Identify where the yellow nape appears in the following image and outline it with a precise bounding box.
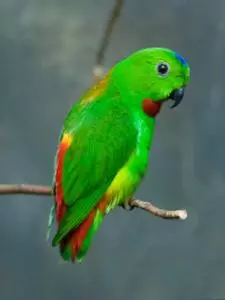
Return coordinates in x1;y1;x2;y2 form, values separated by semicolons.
80;69;112;105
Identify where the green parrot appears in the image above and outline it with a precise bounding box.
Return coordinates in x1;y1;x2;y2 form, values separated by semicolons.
49;47;190;263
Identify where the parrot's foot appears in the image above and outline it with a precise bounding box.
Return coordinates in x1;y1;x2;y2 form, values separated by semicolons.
121;197;135;211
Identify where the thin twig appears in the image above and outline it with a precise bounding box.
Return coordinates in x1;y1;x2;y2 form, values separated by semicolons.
93;0;125;81
0;184;187;220
130;198;187;220
96;0;125;66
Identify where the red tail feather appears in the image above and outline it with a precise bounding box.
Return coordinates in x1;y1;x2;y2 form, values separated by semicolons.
60;210;96;262
60;196;109;262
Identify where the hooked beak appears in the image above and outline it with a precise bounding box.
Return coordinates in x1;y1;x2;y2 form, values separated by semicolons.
169;87;185;109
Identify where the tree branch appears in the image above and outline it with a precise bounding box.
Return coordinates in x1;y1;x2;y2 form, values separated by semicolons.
130;198;187;220
0;184;187;220
0;184;52;196
93;0;125;81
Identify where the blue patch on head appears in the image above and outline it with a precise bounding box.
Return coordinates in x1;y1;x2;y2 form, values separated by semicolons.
175;52;187;66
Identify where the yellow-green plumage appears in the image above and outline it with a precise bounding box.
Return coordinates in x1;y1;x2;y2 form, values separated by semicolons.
50;47;190;263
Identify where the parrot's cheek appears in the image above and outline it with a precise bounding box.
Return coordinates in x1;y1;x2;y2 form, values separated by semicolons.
142;99;162;117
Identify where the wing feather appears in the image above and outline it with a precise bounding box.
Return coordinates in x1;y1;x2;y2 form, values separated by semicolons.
52;97;137;245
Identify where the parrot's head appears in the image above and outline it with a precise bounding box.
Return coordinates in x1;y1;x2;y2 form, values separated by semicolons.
113;47;190;116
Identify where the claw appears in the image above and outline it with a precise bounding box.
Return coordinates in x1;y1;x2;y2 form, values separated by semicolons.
121;197;135;211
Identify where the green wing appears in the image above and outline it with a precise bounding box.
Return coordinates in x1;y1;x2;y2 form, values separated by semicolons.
52;97;137;246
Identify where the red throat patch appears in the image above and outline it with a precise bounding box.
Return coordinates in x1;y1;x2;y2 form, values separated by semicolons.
142;99;162;117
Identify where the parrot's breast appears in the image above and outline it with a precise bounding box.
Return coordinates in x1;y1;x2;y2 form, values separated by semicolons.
105;148;149;213
103;113;156;213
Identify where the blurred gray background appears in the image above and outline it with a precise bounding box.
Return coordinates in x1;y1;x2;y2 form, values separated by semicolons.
0;0;225;299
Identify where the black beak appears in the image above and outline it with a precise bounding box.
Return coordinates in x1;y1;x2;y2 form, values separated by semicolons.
169;87;185;109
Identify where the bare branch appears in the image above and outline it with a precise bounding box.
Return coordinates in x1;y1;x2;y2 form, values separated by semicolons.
130;198;187;220
0;184;52;196
96;0;125;66
0;184;187;220
93;0;125;82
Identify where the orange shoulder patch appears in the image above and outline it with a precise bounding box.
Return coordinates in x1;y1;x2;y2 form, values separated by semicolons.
80;69;113;105
61;132;73;147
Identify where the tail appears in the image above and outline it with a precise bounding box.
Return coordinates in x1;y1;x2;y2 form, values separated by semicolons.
46;204;56;241
52;132;108;263
59;207;104;263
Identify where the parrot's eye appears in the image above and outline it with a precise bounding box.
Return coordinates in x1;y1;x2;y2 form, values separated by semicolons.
156;63;170;76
